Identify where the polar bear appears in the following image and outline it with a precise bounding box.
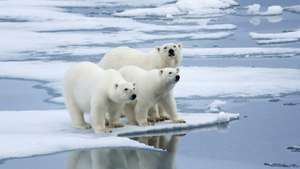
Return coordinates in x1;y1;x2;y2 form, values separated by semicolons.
63;62;136;133
99;43;182;70
119;66;185;126
99;43;182;121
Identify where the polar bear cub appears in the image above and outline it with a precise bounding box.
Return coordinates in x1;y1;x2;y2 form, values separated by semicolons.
99;43;182;70
63;62;136;133
119;66;185;126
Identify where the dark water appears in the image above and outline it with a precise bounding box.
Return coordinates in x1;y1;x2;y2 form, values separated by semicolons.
0;78;62;110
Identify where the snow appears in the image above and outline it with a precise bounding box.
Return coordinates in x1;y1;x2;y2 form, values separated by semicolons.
249;30;300;44
115;0;237;17
0;0;237;58
0;61;300;102
0;109;239;160
284;5;300;13
247;4;283;16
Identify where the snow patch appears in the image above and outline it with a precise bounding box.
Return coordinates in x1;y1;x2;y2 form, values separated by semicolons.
247;4;283;16
0;109;238;160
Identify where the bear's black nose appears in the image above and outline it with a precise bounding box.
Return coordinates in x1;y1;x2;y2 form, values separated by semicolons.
169;49;175;56
175;75;180;82
130;94;136;100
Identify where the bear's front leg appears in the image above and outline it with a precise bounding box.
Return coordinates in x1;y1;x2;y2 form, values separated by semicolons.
124;104;137;125
160;93;185;123
135;103;149;126
91;100;111;133
148;106;159;123
158;104;170;121
109;105;124;128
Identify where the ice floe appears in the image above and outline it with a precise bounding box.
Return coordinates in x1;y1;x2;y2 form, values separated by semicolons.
0;109;238;160
247;4;283;16
249;29;300;44
1;61;300;102
114;0;237;17
284;5;300;14
0;0;238;58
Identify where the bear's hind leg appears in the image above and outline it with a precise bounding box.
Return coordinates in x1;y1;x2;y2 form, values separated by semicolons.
65;96;91;129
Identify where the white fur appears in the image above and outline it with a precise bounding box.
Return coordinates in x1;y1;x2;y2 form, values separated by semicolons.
63;62;136;133
99;43;182;70
119;66;185;126
99;43;183;121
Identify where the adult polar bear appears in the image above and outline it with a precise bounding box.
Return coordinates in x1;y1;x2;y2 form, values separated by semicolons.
99;43;182;121
63;62;136;133
119;66;185;126
99;43;182;70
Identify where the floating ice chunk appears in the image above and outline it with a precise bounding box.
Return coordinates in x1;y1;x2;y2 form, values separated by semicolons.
247;4;261;15
284;5;300;14
264;6;283;15
264;163;299;168
287;145;300;152
247;4;283;16
216;112;232;123
249;29;300;44
207;100;226;113
0;109;239;160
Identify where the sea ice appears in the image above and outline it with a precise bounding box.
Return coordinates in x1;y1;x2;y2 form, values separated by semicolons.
0;109;238;160
249;29;300;44
207;100;226;113
284;5;300;14
1;61;300;103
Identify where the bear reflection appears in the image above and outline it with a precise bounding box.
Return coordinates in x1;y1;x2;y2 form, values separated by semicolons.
67;135;181;169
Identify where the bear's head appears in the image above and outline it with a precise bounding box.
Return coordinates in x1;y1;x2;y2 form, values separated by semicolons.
156;43;182;68
159;67;180;90
111;82;136;103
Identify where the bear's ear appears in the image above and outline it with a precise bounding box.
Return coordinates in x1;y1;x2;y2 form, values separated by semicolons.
159;69;163;75
176;67;180;73
156;47;160;52
114;83;118;89
177;43;182;48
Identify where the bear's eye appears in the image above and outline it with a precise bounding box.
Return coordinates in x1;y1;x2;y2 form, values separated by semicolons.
124;88;128;91
173;45;176;48
168;72;172;75
164;46;167;50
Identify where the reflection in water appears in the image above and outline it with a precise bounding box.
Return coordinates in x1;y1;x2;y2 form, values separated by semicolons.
249;15;282;26
67;135;181;169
